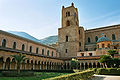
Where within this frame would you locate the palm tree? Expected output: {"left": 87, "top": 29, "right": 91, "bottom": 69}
{"left": 99, "top": 55, "right": 111, "bottom": 68}
{"left": 11, "top": 53, "right": 28, "bottom": 73}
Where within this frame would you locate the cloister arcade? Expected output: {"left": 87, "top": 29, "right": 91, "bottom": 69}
{"left": 0, "top": 56, "right": 103, "bottom": 70}
{"left": 0, "top": 56, "right": 63, "bottom": 70}
{"left": 63, "top": 61, "right": 102, "bottom": 70}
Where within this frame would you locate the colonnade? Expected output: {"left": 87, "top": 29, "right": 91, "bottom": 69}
{"left": 0, "top": 57, "right": 103, "bottom": 70}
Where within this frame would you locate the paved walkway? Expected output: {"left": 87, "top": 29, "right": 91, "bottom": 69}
{"left": 91, "top": 75, "right": 120, "bottom": 80}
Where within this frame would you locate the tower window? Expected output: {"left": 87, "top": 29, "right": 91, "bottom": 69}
{"left": 79, "top": 42, "right": 81, "bottom": 46}
{"left": 65, "top": 49, "right": 68, "bottom": 53}
{"left": 68, "top": 12, "right": 70, "bottom": 16}
{"left": 66, "top": 36, "right": 68, "bottom": 42}
{"left": 36, "top": 47, "right": 39, "bottom": 54}
{"left": 66, "top": 12, "right": 70, "bottom": 17}
{"left": 2, "top": 39, "right": 7, "bottom": 47}
{"left": 102, "top": 44, "right": 104, "bottom": 48}
{"left": 22, "top": 44, "right": 25, "bottom": 51}
{"left": 66, "top": 20, "right": 70, "bottom": 26}
{"left": 74, "top": 13, "right": 76, "bottom": 18}
{"left": 13, "top": 42, "right": 16, "bottom": 49}
{"left": 66, "top": 12, "right": 67, "bottom": 17}
{"left": 88, "top": 37, "right": 91, "bottom": 43}
{"left": 112, "top": 34, "right": 116, "bottom": 40}
{"left": 79, "top": 30, "right": 80, "bottom": 34}
{"left": 95, "top": 36, "right": 98, "bottom": 42}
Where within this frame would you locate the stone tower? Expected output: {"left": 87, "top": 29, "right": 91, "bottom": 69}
{"left": 58, "top": 3, "right": 85, "bottom": 58}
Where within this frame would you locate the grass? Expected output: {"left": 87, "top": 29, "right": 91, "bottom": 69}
{"left": 0, "top": 72, "right": 69, "bottom": 80}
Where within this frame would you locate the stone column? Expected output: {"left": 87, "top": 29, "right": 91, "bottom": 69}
{"left": 2, "top": 62, "right": 5, "bottom": 70}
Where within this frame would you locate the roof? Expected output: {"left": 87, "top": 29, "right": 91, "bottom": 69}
{"left": 97, "top": 36, "right": 111, "bottom": 43}
{"left": 85, "top": 24, "right": 120, "bottom": 33}
{"left": 0, "top": 30, "right": 55, "bottom": 50}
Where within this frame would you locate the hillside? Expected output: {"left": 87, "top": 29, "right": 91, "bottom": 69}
{"left": 7, "top": 31, "right": 58, "bottom": 45}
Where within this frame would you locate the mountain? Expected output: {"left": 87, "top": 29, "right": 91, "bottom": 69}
{"left": 40, "top": 35, "right": 58, "bottom": 45}
{"left": 7, "top": 31, "right": 41, "bottom": 43}
{"left": 7, "top": 31, "right": 58, "bottom": 45}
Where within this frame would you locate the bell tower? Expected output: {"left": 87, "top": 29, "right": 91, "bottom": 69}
{"left": 62, "top": 3, "right": 79, "bottom": 28}
{"left": 57, "top": 3, "right": 84, "bottom": 58}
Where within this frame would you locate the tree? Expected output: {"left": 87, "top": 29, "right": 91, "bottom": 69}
{"left": 71, "top": 58, "right": 78, "bottom": 69}
{"left": 99, "top": 55, "right": 111, "bottom": 68}
{"left": 108, "top": 50, "right": 118, "bottom": 58}
{"left": 112, "top": 58, "right": 120, "bottom": 68}
{"left": 11, "top": 53, "right": 28, "bottom": 73}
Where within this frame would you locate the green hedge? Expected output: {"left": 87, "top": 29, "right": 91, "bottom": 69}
{"left": 1, "top": 71, "right": 34, "bottom": 77}
{"left": 96, "top": 68, "right": 120, "bottom": 75}
{"left": 44, "top": 70, "right": 94, "bottom": 80}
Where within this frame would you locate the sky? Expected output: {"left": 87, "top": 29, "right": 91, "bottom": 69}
{"left": 0, "top": 0, "right": 120, "bottom": 39}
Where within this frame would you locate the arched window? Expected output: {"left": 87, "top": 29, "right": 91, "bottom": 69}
{"left": 95, "top": 36, "right": 98, "bottom": 42}
{"left": 66, "top": 20, "right": 70, "bottom": 26}
{"left": 108, "top": 44, "right": 110, "bottom": 48}
{"left": 2, "top": 39, "right": 7, "bottom": 47}
{"left": 66, "top": 36, "right": 68, "bottom": 42}
{"left": 74, "top": 13, "right": 76, "bottom": 18}
{"left": 47, "top": 50, "right": 49, "bottom": 56}
{"left": 52, "top": 51, "right": 54, "bottom": 57}
{"left": 42, "top": 49, "right": 44, "bottom": 55}
{"left": 81, "top": 53, "right": 84, "bottom": 56}
{"left": 68, "top": 12, "right": 70, "bottom": 16}
{"left": 66, "top": 12, "right": 67, "bottom": 17}
{"left": 13, "top": 42, "right": 16, "bottom": 49}
{"left": 112, "top": 34, "right": 116, "bottom": 40}
{"left": 102, "top": 44, "right": 104, "bottom": 48}
{"left": 29, "top": 46, "right": 32, "bottom": 53}
{"left": 89, "top": 53, "right": 92, "bottom": 56}
{"left": 85, "top": 48, "right": 88, "bottom": 51}
{"left": 97, "top": 45, "right": 99, "bottom": 48}
{"left": 36, "top": 47, "right": 39, "bottom": 54}
{"left": 88, "top": 37, "right": 91, "bottom": 43}
{"left": 22, "top": 44, "right": 25, "bottom": 51}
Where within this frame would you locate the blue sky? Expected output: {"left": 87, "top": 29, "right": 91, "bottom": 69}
{"left": 0, "top": 0, "right": 120, "bottom": 39}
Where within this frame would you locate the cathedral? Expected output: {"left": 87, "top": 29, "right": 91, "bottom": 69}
{"left": 57, "top": 3, "right": 120, "bottom": 69}
{"left": 58, "top": 3, "right": 120, "bottom": 58}
{"left": 0, "top": 3, "right": 120, "bottom": 70}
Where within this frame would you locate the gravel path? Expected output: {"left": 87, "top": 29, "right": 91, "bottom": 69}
{"left": 90, "top": 75, "right": 120, "bottom": 80}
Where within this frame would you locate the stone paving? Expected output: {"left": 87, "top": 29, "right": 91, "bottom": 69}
{"left": 90, "top": 75, "right": 120, "bottom": 80}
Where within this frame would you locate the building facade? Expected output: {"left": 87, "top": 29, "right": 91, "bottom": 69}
{"left": 0, "top": 30, "right": 63, "bottom": 70}
{"left": 0, "top": 3, "right": 120, "bottom": 70}
{"left": 57, "top": 3, "right": 120, "bottom": 69}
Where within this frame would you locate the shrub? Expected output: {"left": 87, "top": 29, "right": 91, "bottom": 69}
{"left": 44, "top": 70, "right": 94, "bottom": 80}
{"left": 2, "top": 71, "right": 34, "bottom": 77}
{"left": 96, "top": 68, "right": 120, "bottom": 75}
{"left": 88, "top": 68, "right": 97, "bottom": 73}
